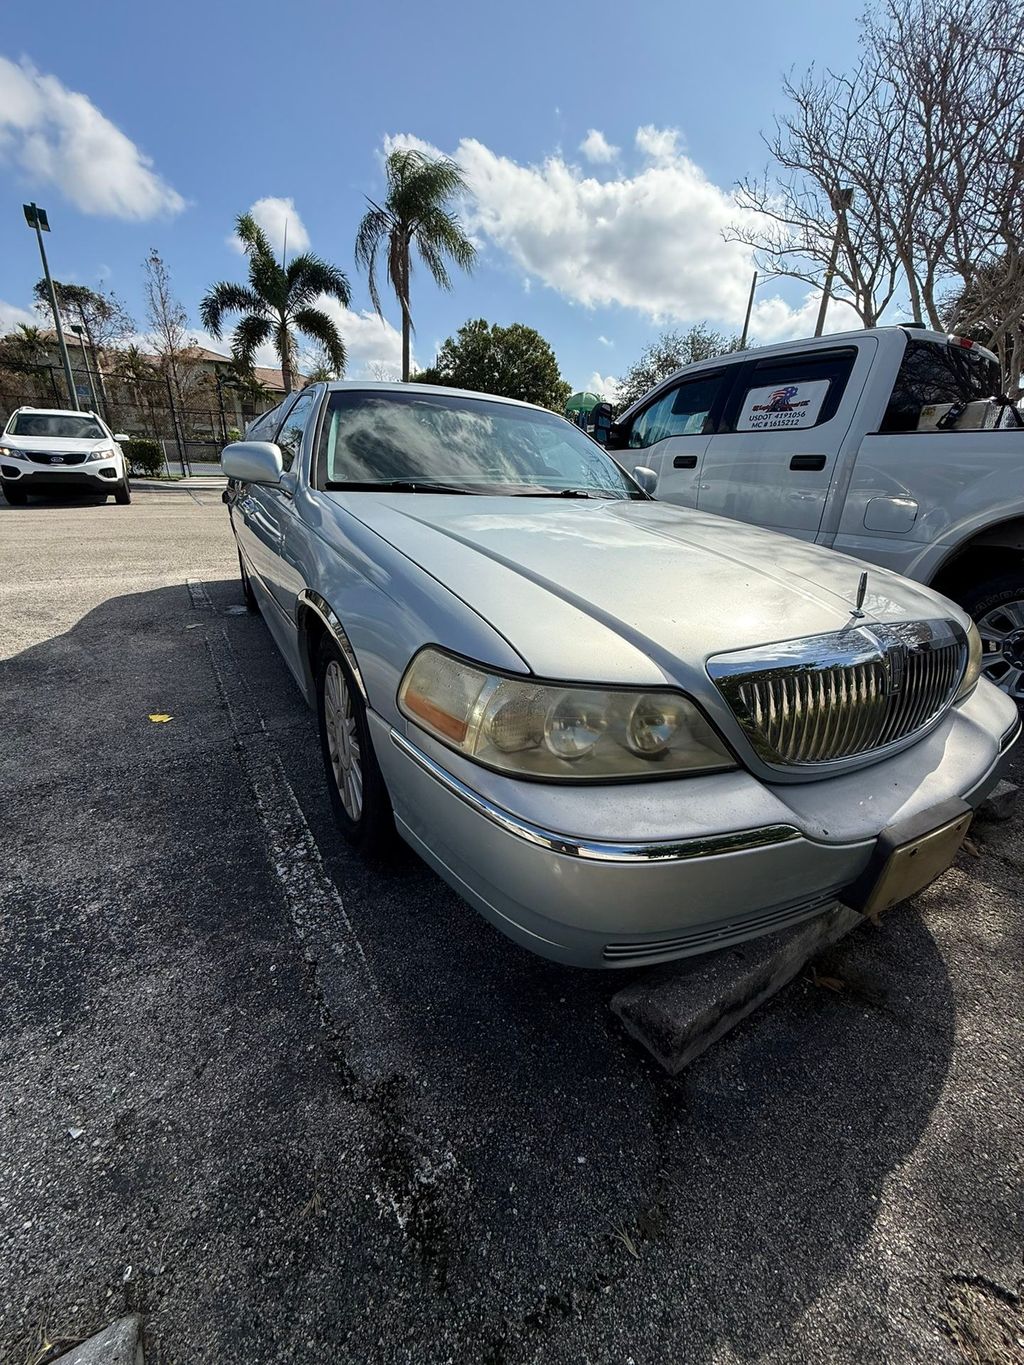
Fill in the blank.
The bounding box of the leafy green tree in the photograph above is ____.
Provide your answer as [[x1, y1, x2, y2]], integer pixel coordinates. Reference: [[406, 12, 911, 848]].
[[615, 323, 745, 412], [411, 319, 572, 410], [356, 150, 476, 382], [32, 280, 135, 355], [200, 213, 350, 393]]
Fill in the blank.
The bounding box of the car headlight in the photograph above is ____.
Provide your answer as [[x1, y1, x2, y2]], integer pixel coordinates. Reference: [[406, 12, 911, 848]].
[[87, 447, 116, 462], [955, 619, 983, 702], [398, 648, 735, 780], [0, 445, 19, 458]]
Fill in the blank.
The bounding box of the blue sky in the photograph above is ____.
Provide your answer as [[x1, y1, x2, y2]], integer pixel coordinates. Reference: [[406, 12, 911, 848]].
[[0, 0, 864, 394]]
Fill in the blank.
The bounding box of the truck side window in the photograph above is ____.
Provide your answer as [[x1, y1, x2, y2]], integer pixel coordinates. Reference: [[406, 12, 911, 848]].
[[880, 339, 1002, 432], [628, 373, 726, 449], [727, 350, 855, 433]]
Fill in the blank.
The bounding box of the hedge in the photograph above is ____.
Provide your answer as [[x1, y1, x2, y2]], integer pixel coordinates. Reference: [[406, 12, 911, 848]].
[[122, 438, 164, 478]]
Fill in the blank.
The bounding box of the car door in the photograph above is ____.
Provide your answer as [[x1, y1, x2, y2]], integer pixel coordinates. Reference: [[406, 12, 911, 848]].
[[248, 387, 321, 623], [231, 399, 287, 592], [620, 369, 733, 506], [696, 343, 874, 540]]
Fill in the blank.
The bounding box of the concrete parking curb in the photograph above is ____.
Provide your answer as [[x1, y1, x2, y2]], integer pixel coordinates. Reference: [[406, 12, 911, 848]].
[[977, 778, 1020, 822], [53, 1315, 144, 1364], [610, 903, 863, 1074]]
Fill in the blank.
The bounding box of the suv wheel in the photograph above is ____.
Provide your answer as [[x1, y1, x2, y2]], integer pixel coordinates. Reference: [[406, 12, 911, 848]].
[[3, 485, 27, 506], [316, 638, 395, 856], [959, 574, 1024, 702], [114, 475, 132, 505]]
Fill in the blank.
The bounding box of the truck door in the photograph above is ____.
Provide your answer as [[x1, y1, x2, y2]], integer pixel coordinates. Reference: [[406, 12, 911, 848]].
[[619, 368, 733, 506], [696, 342, 874, 540]]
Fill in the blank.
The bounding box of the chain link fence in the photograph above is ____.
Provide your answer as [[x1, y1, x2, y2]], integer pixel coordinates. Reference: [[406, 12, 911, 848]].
[[0, 360, 275, 477]]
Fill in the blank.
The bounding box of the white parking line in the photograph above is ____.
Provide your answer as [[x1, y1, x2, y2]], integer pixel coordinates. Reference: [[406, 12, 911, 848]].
[[204, 621, 393, 1077]]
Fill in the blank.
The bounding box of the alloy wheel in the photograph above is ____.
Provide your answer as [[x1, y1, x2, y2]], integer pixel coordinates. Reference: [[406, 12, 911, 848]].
[[324, 660, 363, 820], [976, 598, 1024, 700]]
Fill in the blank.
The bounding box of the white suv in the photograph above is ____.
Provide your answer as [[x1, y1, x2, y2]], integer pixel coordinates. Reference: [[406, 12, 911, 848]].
[[0, 407, 132, 505]]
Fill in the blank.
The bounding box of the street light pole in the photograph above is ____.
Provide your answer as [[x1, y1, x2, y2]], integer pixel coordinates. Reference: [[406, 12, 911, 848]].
[[23, 202, 79, 410], [70, 325, 100, 412], [814, 187, 855, 338]]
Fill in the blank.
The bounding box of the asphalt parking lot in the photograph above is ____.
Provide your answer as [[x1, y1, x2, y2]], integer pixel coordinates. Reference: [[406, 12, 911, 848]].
[[2, 483, 1023, 1365]]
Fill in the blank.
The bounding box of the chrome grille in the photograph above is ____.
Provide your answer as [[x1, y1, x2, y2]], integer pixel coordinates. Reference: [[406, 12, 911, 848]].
[[24, 450, 88, 465], [709, 620, 966, 768]]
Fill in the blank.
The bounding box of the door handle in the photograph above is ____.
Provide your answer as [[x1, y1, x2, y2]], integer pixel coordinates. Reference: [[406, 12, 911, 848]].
[[789, 454, 827, 471], [673, 454, 698, 469]]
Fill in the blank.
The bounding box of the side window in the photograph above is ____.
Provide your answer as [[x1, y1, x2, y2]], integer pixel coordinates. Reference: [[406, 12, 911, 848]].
[[880, 339, 1002, 432], [628, 373, 727, 449], [730, 350, 855, 433], [274, 390, 319, 472], [245, 402, 284, 441]]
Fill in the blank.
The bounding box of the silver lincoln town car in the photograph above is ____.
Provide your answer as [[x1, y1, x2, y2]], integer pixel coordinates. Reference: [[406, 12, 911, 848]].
[[222, 382, 1019, 968]]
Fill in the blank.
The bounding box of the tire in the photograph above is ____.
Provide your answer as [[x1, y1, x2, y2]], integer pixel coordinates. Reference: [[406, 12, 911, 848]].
[[238, 550, 259, 611], [315, 637, 395, 857], [3, 485, 27, 506], [114, 476, 132, 505], [957, 573, 1024, 703]]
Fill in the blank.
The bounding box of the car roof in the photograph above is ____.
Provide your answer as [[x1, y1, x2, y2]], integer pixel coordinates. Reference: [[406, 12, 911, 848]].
[[320, 380, 549, 414], [11, 406, 103, 419]]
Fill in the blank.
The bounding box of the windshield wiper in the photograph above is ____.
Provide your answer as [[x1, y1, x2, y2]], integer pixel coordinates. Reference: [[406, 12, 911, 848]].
[[512, 487, 600, 499], [324, 479, 476, 494]]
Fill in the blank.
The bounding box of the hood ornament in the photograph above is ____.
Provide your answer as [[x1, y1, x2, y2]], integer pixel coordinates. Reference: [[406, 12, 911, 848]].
[[850, 570, 868, 620]]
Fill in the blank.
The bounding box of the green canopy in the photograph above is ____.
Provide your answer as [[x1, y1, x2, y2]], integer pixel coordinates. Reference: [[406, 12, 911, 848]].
[[564, 391, 603, 415]]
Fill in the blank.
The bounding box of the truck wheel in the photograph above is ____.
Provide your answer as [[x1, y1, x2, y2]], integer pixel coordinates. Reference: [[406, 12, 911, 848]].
[[959, 574, 1024, 702], [315, 637, 395, 857]]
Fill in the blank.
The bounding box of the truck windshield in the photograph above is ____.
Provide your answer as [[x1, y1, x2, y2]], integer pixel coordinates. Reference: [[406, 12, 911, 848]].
[[8, 413, 107, 439], [317, 390, 642, 498], [881, 340, 1002, 432]]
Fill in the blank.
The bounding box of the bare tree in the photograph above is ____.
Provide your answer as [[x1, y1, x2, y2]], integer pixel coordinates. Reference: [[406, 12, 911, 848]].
[[729, 0, 1024, 352], [143, 248, 208, 418]]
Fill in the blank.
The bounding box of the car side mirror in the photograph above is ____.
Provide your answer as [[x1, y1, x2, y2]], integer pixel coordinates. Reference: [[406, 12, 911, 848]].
[[113, 433, 130, 442], [222, 440, 284, 485], [632, 465, 658, 496]]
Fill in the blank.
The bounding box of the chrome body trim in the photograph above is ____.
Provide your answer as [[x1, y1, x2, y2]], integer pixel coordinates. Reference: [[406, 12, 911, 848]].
[[390, 729, 801, 863], [999, 713, 1023, 753], [296, 588, 368, 700]]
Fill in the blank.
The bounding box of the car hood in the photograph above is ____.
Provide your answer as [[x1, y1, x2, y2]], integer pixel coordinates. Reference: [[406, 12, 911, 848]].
[[329, 493, 961, 687], [3, 435, 113, 453]]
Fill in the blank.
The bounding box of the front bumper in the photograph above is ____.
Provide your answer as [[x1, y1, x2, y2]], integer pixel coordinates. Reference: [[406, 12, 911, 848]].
[[372, 680, 1019, 969], [1, 463, 121, 493]]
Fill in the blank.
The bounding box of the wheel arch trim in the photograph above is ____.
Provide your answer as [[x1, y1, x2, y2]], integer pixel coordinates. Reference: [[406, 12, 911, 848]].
[[296, 589, 368, 702]]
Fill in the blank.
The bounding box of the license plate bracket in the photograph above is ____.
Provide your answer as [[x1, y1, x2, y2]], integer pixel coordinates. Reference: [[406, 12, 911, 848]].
[[842, 797, 973, 918]]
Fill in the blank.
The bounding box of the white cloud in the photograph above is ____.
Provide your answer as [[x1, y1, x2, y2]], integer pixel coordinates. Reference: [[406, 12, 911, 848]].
[[379, 128, 863, 346], [635, 125, 681, 163], [0, 56, 184, 219], [231, 196, 310, 258], [0, 299, 39, 334], [750, 289, 861, 342], [583, 371, 622, 403], [598, 334, 613, 347], [579, 129, 619, 164], [310, 297, 407, 378]]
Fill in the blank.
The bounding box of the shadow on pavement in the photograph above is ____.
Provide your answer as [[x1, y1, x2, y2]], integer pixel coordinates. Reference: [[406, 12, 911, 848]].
[[0, 578, 959, 1363]]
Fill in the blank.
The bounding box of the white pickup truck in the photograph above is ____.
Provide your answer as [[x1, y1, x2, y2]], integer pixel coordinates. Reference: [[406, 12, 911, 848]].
[[610, 326, 1024, 699]]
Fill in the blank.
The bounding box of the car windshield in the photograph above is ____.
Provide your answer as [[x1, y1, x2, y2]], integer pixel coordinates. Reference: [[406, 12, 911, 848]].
[[8, 413, 107, 439], [318, 390, 642, 498]]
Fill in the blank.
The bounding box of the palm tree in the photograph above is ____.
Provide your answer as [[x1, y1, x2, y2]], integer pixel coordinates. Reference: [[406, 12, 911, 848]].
[[200, 213, 351, 394], [355, 150, 476, 382]]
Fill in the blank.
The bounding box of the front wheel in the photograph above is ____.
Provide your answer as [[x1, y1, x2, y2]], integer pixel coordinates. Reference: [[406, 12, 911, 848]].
[[114, 476, 132, 505], [316, 639, 395, 857], [3, 485, 27, 506], [958, 574, 1024, 702]]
